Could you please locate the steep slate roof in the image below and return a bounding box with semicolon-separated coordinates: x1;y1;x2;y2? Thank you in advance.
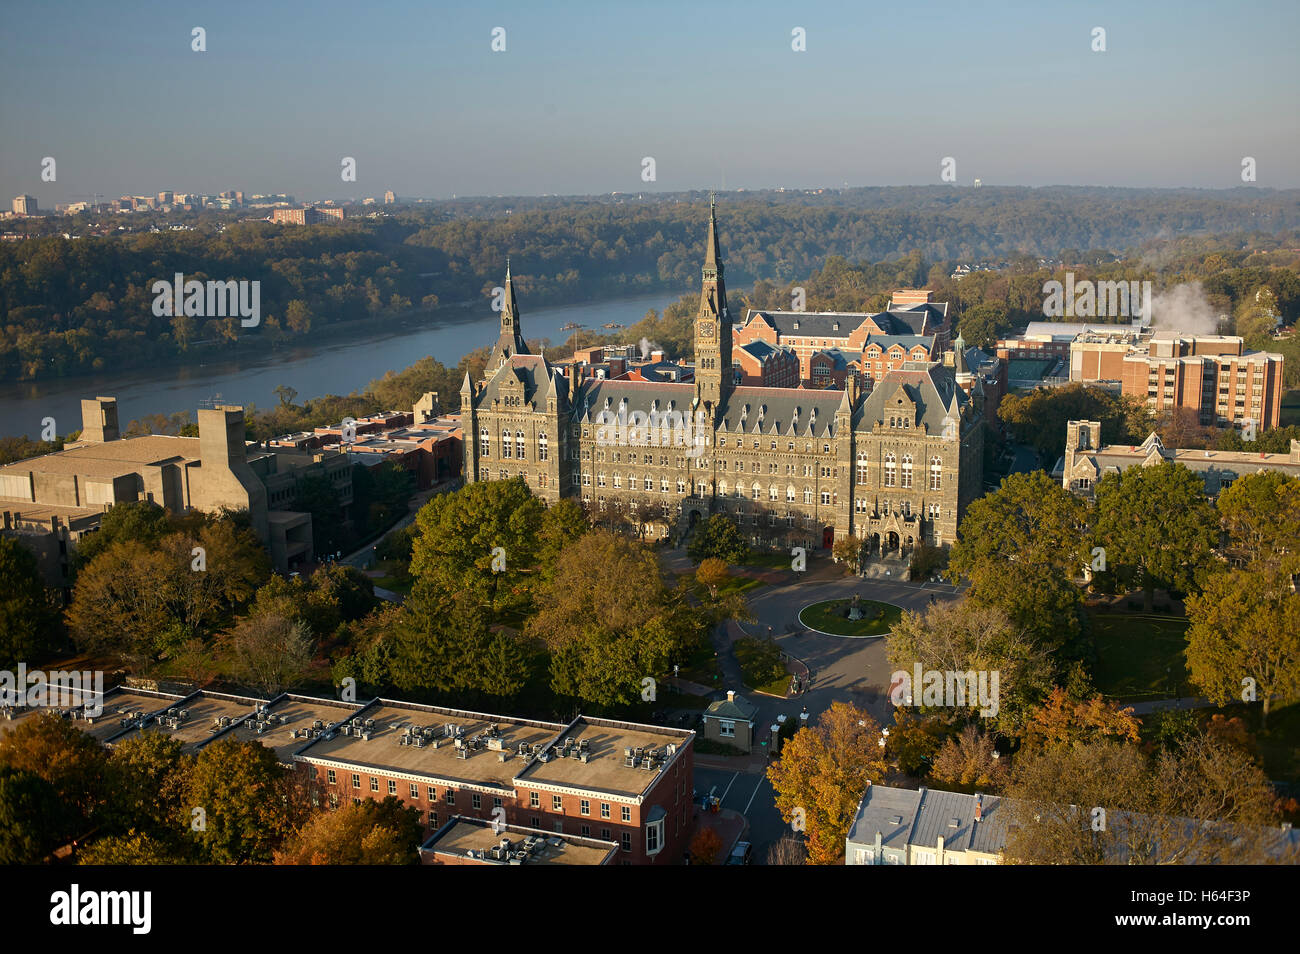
846;784;1007;856
883;303;947;334
716;386;844;438
862;334;935;352
478;353;561;407
855;362;968;434
738;339;780;361
740;306;944;341
573;378;697;424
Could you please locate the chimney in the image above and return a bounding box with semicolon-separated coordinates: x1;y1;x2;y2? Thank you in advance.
79;396;119;443
974;793;983;822
727;690;735;703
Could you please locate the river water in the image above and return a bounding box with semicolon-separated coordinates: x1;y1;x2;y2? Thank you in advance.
1;292;676;439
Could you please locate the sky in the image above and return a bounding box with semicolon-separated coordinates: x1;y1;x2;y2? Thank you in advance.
2;0;1298;205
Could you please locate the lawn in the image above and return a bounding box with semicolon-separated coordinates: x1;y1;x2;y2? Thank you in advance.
1279;389;1300;428
799;599;903;637
733;637;791;696
1089;612;1193;701
1006;358;1054;380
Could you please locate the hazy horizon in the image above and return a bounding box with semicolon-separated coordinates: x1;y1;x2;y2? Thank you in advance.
4;0;1299;206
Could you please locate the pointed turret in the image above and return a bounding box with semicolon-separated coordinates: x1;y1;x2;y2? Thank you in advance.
695;194;733;412
489;259;529;368
953;331;968;375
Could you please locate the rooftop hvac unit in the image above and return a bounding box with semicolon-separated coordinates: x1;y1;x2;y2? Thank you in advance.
456;747;468;760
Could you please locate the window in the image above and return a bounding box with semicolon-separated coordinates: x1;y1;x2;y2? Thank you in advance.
622;806;632;822
516;431;526;459
530;791;539;808
386;779;396;795
428;786;437;802
472;793;482;810
804;487;813;505
370;777;379;792
821;490;831;505
553;795;563;811
429;812;438;827
580;799;591;816
720;720;736;738
581;824;591;836
326;769;336;785
622;832;632;852
901;455;913;488
409;783;419;799
602;827;612;840
493;797;503;810
538;433;548;460
646;818;664;855
480;428;490;456
446;790;455;805
929;457;942;490
501;430;511;458
856;452;868;484
884;453;896;487
752;482;762;500
352;773;360;789
601;803;611;819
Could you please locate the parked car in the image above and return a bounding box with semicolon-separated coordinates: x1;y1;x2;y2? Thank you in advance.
725;841;753;865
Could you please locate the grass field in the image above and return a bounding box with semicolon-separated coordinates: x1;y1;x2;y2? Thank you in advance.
1089;612;1193;701
799;599;903;637
1006;358;1055;380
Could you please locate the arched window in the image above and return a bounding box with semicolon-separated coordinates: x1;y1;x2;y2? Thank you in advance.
901;455;913;489
856;451;868;485
884;453;896;487
929;457;942;490
480;428;490;457
786;484;796;502
644;475;653;491
501;429;511;458
516;430;526;459
538;433;548;461
804;487;813;505
735;482;744;498
752;482;762;500
769;484;779;501
597;471;606;488
718;480;729;497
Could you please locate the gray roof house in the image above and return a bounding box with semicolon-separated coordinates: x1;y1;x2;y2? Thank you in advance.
845;783;1005;865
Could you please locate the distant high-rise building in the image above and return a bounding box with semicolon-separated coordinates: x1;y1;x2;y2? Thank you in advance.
234;191;245;206
12;195;37;215
384;190;396;204
157;191;173;205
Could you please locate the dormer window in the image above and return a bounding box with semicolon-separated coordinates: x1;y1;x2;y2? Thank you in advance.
832;321;840;331
792;320;800;330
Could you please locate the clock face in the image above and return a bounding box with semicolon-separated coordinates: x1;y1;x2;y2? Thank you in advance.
698;321;715;338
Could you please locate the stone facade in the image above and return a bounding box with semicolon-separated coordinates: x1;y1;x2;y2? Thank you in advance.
462;202;982;553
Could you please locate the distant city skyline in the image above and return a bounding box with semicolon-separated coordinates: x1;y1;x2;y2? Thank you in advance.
3;0;1299;205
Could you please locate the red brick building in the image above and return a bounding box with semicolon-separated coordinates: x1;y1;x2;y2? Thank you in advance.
735;340;800;388
294;700;695;865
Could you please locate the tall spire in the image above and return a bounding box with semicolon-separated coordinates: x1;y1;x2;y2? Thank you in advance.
695;196;733;411
489;260;528;367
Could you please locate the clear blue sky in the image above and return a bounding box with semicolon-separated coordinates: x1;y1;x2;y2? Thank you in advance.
3;0;1297;205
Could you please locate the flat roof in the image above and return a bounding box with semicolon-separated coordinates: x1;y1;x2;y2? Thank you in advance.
422;818;616;865
513;717;693;799
111;691;267;753
2;687;187;743
296;701;565;791
220;694;361;763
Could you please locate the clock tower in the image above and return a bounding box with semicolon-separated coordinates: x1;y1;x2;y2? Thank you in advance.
695;195;733;412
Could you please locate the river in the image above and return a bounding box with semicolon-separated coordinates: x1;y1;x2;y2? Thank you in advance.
1;291;678;439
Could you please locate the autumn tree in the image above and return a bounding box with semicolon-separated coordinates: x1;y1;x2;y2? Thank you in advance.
103;733;192;846
1004;735;1286;864
767;702;888;865
78;831;185;865
274;796;422;865
1186;564;1300;727
765;837;808;866
1090;462;1218;611
887;601;1053;736
183;738;308;864
998;384;1148;463
695;557;731;594
929;725;1009;792
1021;687;1142;750
0;713;107;831
688;827;724;865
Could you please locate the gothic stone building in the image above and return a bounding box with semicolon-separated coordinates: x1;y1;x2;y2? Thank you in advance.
462;201;983;553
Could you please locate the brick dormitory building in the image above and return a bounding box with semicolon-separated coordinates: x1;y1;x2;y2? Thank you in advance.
461;199;984;557
1;687;694;865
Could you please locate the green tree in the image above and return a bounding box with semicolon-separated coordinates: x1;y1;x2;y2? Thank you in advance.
687;514;750;565
79;831;186;865
998;384;1148;463
1090;462;1218;610
0;536;61;668
72;499;170;568
1186;564;1300;727
1216;471;1300;571
103;733;192;844
0;713;107;832
0;767;68;863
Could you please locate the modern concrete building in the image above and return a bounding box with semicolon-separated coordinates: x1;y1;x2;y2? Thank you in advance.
11;195;37;215
0;397;350;577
